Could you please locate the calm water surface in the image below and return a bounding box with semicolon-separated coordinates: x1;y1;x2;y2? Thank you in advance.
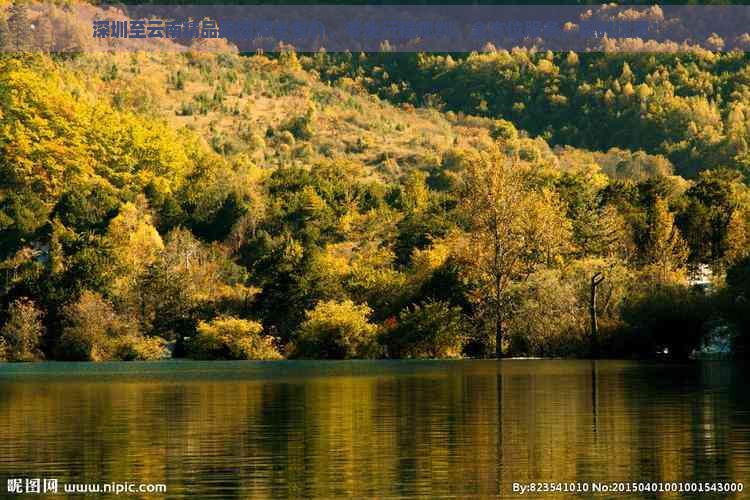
0;360;749;499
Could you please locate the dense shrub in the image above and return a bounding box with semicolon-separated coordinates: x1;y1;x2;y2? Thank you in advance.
506;269;588;358
384;300;466;358
294;300;381;359
0;297;44;362
620;284;715;359
490;119;518;143
187;316;282;360
277;106;315;141
58;291;137;361
114;335;169;361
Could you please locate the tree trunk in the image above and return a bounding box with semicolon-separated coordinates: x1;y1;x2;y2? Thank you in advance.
495;315;503;358
590;273;604;357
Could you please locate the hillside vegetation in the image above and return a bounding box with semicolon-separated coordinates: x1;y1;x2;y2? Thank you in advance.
2;5;750;361
315;50;750;180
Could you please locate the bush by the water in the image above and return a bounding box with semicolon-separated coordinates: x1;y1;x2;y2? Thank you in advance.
294;300;381;359
383;300;466;358
620;284;715;359
58;291;166;361
114;335;169;361
187;316;282;360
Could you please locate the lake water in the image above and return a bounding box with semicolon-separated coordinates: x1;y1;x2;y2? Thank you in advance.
0;360;748;499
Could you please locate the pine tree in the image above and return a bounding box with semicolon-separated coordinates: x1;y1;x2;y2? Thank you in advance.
7;3;32;52
619;61;633;83
0;13;10;52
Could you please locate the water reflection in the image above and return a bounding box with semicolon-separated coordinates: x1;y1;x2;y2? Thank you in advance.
0;360;748;498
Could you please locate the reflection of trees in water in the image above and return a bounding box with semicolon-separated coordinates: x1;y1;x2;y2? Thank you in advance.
0;361;749;498
610;362;747;487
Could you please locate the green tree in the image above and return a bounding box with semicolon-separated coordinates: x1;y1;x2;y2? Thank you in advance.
396;170;430;214
678;170;749;272
384;300;466;358
621;284;712;359
725;256;750;355
554;171;629;258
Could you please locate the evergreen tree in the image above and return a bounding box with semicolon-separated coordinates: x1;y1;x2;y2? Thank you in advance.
7;3;32;52
0;13;10;52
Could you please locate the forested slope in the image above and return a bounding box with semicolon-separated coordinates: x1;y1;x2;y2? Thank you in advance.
314;51;750;179
1;4;750;361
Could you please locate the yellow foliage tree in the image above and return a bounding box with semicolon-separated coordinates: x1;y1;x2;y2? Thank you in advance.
105;200;164;309
456;149;572;357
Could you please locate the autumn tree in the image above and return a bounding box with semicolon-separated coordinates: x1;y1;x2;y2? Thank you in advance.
641;197;689;285
0;297;43;361
457;150;572;357
35;16;53;53
135;226;248;344
58;291;135;361
105;199;164;316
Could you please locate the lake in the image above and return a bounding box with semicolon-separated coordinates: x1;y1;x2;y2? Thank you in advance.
0;360;748;498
